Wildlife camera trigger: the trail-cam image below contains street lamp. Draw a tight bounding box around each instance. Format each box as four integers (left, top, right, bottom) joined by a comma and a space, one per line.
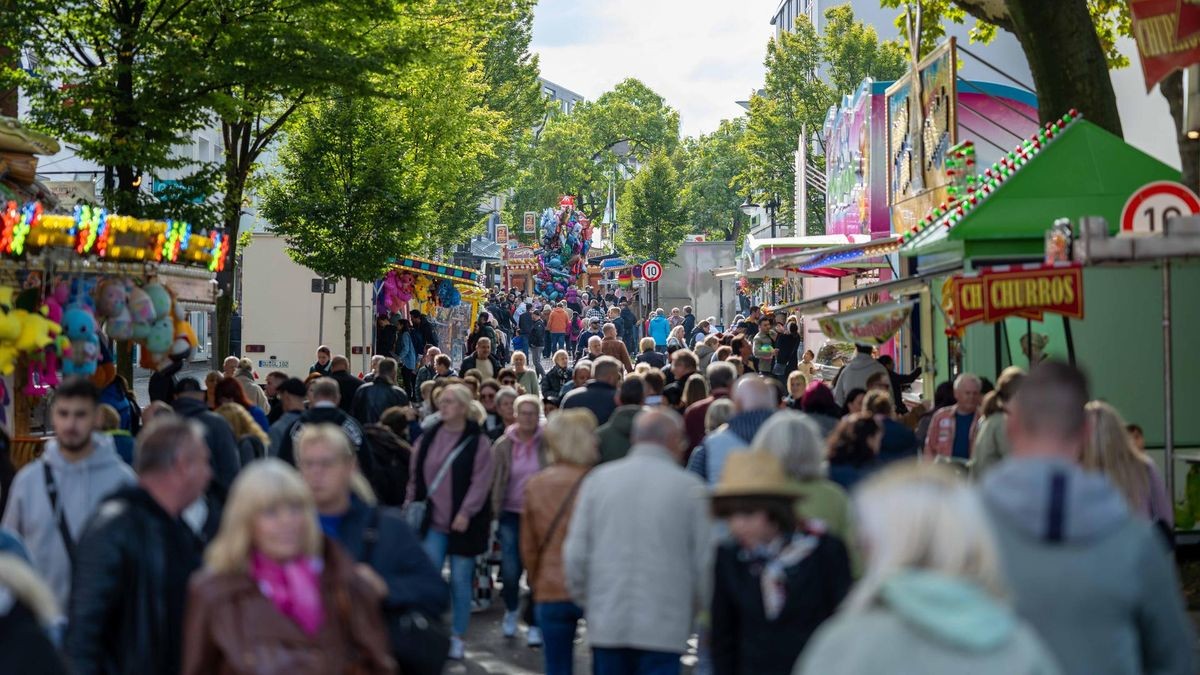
740, 195, 759, 217
764, 194, 781, 239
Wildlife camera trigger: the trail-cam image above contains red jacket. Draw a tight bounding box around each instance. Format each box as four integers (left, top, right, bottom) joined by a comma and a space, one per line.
923, 405, 979, 459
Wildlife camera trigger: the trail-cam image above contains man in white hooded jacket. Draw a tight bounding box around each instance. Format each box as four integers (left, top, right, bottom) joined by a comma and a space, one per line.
2, 378, 136, 609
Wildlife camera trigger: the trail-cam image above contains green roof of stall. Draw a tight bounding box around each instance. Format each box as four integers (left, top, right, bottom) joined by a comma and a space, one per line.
901, 119, 1181, 259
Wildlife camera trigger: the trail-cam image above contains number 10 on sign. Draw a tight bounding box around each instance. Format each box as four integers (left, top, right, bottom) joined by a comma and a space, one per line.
1120, 181, 1200, 234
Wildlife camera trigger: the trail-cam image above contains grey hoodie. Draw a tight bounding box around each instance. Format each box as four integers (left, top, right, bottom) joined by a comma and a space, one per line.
982, 457, 1194, 675
1, 434, 136, 609
831, 352, 887, 406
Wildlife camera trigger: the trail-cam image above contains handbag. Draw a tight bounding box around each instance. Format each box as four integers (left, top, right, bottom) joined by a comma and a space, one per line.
401, 435, 472, 532
361, 509, 450, 675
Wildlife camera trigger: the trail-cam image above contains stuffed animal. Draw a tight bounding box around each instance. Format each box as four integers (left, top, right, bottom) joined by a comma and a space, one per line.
94, 277, 133, 340
395, 272, 415, 303
143, 281, 173, 320
126, 281, 155, 324
60, 303, 99, 376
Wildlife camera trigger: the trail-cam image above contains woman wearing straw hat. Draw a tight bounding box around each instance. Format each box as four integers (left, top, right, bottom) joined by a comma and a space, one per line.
709, 450, 852, 675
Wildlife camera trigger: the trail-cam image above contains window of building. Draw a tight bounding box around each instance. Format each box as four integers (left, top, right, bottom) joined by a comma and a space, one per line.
197, 137, 209, 163
543, 87, 556, 99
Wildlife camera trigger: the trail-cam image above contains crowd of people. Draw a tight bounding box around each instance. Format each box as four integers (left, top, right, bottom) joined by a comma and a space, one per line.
0, 287, 1193, 675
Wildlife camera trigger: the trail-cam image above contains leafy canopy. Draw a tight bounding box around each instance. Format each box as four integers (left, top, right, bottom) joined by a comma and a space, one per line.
617, 151, 688, 264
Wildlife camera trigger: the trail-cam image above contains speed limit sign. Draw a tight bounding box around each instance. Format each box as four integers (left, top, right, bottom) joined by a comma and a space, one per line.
641, 260, 663, 282
1120, 181, 1200, 234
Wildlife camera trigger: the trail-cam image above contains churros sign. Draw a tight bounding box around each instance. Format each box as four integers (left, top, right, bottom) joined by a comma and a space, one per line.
946, 264, 1084, 330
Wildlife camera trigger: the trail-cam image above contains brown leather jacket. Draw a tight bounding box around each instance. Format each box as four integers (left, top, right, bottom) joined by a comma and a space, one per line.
182, 540, 396, 675
520, 464, 589, 603
600, 337, 634, 372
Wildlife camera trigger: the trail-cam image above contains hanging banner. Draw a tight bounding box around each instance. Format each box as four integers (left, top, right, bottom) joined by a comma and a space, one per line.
818, 300, 914, 346
1130, 0, 1200, 90
496, 224, 509, 245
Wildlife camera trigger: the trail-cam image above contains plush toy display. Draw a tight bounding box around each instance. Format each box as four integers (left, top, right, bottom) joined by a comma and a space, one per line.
533, 197, 592, 301
94, 277, 133, 340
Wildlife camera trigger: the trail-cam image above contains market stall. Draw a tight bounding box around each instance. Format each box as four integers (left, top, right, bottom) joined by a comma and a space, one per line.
898, 111, 1200, 531
376, 255, 486, 365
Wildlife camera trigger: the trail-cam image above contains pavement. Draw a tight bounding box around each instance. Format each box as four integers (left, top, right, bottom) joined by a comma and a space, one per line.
455, 601, 697, 674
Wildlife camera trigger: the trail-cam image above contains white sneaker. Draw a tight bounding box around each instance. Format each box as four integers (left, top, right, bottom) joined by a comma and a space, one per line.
526, 626, 543, 647
449, 636, 465, 661
502, 610, 519, 638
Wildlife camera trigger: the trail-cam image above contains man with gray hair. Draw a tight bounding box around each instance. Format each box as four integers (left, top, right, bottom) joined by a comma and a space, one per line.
687, 374, 779, 485
558, 359, 592, 400
65, 416, 211, 675
561, 356, 623, 425
350, 357, 410, 425
564, 408, 711, 673
923, 372, 982, 461
981, 362, 1194, 674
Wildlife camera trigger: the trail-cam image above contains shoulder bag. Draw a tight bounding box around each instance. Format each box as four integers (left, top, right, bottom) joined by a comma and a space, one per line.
401, 434, 472, 532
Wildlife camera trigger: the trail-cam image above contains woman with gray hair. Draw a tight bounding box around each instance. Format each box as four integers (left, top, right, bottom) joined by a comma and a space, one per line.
794, 464, 1060, 675
752, 411, 859, 574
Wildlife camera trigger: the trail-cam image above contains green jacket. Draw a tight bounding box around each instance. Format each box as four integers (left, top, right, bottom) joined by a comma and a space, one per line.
792, 478, 862, 577
596, 405, 640, 464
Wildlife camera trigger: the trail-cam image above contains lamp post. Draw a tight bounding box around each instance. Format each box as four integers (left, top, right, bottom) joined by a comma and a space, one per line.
765, 194, 780, 239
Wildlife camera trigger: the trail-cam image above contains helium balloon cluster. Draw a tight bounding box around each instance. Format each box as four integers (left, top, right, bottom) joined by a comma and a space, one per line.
533, 196, 592, 301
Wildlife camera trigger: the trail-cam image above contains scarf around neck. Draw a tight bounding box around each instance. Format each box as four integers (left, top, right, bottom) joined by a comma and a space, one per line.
738, 532, 820, 620
250, 550, 326, 636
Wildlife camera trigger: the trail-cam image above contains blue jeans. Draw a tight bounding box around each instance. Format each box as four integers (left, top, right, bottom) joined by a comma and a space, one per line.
498, 511, 524, 614
592, 647, 681, 675
551, 332, 567, 353
422, 530, 475, 636
536, 601, 583, 675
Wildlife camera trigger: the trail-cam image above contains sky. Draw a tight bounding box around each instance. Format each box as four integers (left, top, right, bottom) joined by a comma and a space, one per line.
530, 0, 779, 139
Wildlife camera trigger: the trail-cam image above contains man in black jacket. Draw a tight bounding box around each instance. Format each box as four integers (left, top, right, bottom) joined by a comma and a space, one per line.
329, 355, 364, 413
460, 336, 503, 380
619, 300, 639, 353
172, 377, 240, 501
276, 377, 377, 480
352, 358, 410, 425
65, 417, 211, 675
561, 356, 623, 425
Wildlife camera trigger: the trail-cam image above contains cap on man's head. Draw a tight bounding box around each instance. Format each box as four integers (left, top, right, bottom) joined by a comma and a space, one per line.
278, 378, 308, 398
175, 377, 204, 396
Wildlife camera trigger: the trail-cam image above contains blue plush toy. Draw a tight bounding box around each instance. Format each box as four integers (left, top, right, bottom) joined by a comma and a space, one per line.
61, 303, 99, 376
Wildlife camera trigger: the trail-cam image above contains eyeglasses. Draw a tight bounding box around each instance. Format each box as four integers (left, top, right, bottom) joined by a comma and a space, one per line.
501, 379, 516, 386
481, 393, 496, 401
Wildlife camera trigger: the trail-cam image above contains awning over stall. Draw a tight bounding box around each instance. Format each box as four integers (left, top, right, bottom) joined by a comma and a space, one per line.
775, 262, 963, 314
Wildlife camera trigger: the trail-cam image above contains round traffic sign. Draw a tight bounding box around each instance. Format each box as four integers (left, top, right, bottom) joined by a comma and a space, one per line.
641, 260, 662, 282
1120, 181, 1200, 234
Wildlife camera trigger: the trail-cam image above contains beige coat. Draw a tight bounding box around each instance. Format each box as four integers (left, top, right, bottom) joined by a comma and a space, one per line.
520, 464, 589, 603
563, 443, 712, 654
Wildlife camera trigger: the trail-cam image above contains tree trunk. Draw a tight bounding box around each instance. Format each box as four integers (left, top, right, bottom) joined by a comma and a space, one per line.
212, 154, 247, 368
344, 275, 353, 356
1160, 70, 1200, 193
1005, 0, 1122, 138
113, 25, 139, 386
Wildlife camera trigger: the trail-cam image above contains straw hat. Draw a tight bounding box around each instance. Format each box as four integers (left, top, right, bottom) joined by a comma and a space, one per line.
711, 450, 806, 499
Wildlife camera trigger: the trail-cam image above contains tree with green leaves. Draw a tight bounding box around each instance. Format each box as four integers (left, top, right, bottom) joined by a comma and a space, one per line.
0, 0, 252, 223
741, 7, 905, 235
617, 151, 687, 268
208, 0, 407, 366
260, 94, 420, 355
680, 118, 750, 243
505, 78, 680, 230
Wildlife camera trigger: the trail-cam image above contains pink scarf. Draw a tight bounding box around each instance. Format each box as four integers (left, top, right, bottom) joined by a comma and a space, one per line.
250, 550, 326, 636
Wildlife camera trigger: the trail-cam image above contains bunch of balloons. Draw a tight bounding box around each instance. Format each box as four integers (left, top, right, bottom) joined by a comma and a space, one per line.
533, 196, 592, 301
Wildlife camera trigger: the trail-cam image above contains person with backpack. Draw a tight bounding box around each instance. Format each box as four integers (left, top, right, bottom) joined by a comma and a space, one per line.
297, 424, 448, 675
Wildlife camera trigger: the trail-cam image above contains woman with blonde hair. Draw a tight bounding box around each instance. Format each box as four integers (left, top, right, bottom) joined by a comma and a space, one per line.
521, 408, 599, 675
795, 464, 1060, 675
215, 402, 269, 466
1083, 401, 1172, 530
183, 460, 395, 674
705, 398, 736, 434
635, 336, 666, 369
405, 382, 494, 660
491, 394, 549, 645
204, 371, 223, 409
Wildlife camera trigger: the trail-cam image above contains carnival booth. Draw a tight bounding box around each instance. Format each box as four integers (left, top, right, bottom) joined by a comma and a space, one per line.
376, 255, 486, 365
895, 111, 1200, 531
